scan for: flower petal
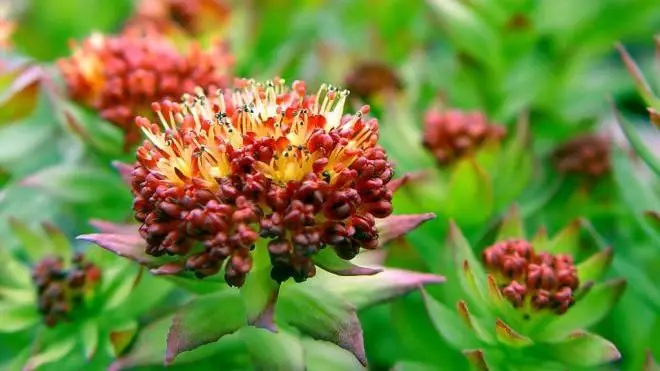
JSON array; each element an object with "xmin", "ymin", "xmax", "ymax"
[
  {"xmin": 376, "ymin": 213, "xmax": 436, "ymax": 246},
  {"xmin": 313, "ymin": 248, "xmax": 382, "ymax": 276},
  {"xmin": 166, "ymin": 290, "xmax": 246, "ymax": 364}
]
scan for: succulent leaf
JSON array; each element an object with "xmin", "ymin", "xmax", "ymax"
[
  {"xmin": 375, "ymin": 213, "xmax": 436, "ymax": 246},
  {"xmin": 494, "ymin": 319, "xmax": 533, "ymax": 347},
  {"xmin": 545, "ymin": 331, "xmax": 621, "ymax": 367},
  {"xmin": 445, "ymin": 159, "xmax": 494, "ymax": 225},
  {"xmin": 611, "ymin": 100, "xmax": 660, "ymax": 176},
  {"xmin": 496, "ymin": 206, "xmax": 525, "ymax": 241},
  {"xmin": 421, "ymin": 288, "xmax": 481, "ymax": 349},
  {"xmin": 576, "ymin": 247, "xmax": 613, "ymax": 283},
  {"xmin": 312, "ymin": 248, "xmax": 382, "ymax": 276},
  {"xmin": 241, "ymin": 326, "xmax": 305, "ymax": 371}
]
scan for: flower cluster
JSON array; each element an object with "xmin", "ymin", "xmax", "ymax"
[
  {"xmin": 0, "ymin": 20, "xmax": 13, "ymax": 49},
  {"xmin": 422, "ymin": 109, "xmax": 506, "ymax": 165},
  {"xmin": 482, "ymin": 239, "xmax": 578, "ymax": 314},
  {"xmin": 344, "ymin": 61, "xmax": 402, "ymax": 100},
  {"xmin": 129, "ymin": 0, "xmax": 230, "ymax": 37},
  {"xmin": 57, "ymin": 32, "xmax": 232, "ymax": 146},
  {"xmin": 553, "ymin": 134, "xmax": 610, "ymax": 177},
  {"xmin": 32, "ymin": 253, "xmax": 101, "ymax": 327},
  {"xmin": 131, "ymin": 79, "xmax": 394, "ymax": 286}
]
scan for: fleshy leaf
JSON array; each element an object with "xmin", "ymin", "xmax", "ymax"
[
  {"xmin": 421, "ymin": 289, "xmax": 481, "ymax": 349},
  {"xmin": 494, "ymin": 319, "xmax": 532, "ymax": 347},
  {"xmin": 241, "ymin": 327, "xmax": 304, "ymax": 371},
  {"xmin": 300, "ymin": 337, "xmax": 366, "ymax": 371},
  {"xmin": 387, "ymin": 171, "xmax": 427, "ymax": 192},
  {"xmin": 166, "ymin": 290, "xmax": 246, "ymax": 364},
  {"xmin": 241, "ymin": 244, "xmax": 280, "ymax": 331},
  {"xmin": 313, "ymin": 248, "xmax": 382, "ymax": 276},
  {"xmin": 376, "ymin": 213, "xmax": 436, "ymax": 246},
  {"xmin": 450, "ymin": 223, "xmax": 487, "ymax": 304},
  {"xmin": 42, "ymin": 223, "xmax": 72, "ymax": 263},
  {"xmin": 0, "ymin": 304, "xmax": 40, "ymax": 332},
  {"xmin": 611, "ymin": 99, "xmax": 660, "ymax": 176},
  {"xmin": 543, "ymin": 220, "xmax": 581, "ymax": 255},
  {"xmin": 110, "ymin": 321, "xmax": 138, "ymax": 356},
  {"xmin": 546, "ymin": 331, "xmax": 621, "ymax": 367},
  {"xmin": 278, "ymin": 284, "xmax": 366, "ymax": 366},
  {"xmin": 463, "ymin": 349, "xmax": 489, "ymax": 371},
  {"xmin": 81, "ymin": 320, "xmax": 99, "ymax": 360},
  {"xmin": 576, "ymin": 248, "xmax": 613, "ymax": 283},
  {"xmin": 324, "ymin": 267, "xmax": 444, "ymax": 309},
  {"xmin": 88, "ymin": 220, "xmax": 140, "ymax": 235},
  {"xmin": 537, "ymin": 279, "xmax": 626, "ymax": 341},
  {"xmin": 8, "ymin": 218, "xmax": 46, "ymax": 262},
  {"xmin": 77, "ymin": 233, "xmax": 167, "ymax": 267},
  {"xmin": 23, "ymin": 336, "xmax": 77, "ymax": 371},
  {"xmin": 616, "ymin": 43, "xmax": 660, "ymax": 109},
  {"xmin": 644, "ymin": 350, "xmax": 660, "ymax": 371},
  {"xmin": 496, "ymin": 206, "xmax": 525, "ymax": 241},
  {"xmin": 150, "ymin": 262, "xmax": 185, "ymax": 276},
  {"xmin": 445, "ymin": 159, "xmax": 494, "ymax": 226},
  {"xmin": 112, "ymin": 161, "xmax": 134, "ymax": 186}
]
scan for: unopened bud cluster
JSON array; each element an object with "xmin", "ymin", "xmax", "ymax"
[
  {"xmin": 58, "ymin": 32, "xmax": 232, "ymax": 146},
  {"xmin": 132, "ymin": 79, "xmax": 394, "ymax": 286},
  {"xmin": 422, "ymin": 109, "xmax": 506, "ymax": 165},
  {"xmin": 553, "ymin": 134, "xmax": 610, "ymax": 177},
  {"xmin": 344, "ymin": 61, "xmax": 402, "ymax": 100},
  {"xmin": 129, "ymin": 0, "xmax": 230, "ymax": 36},
  {"xmin": 482, "ymin": 239, "xmax": 578, "ymax": 315},
  {"xmin": 31, "ymin": 253, "xmax": 102, "ymax": 327}
]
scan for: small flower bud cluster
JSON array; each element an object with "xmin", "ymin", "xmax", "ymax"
[
  {"xmin": 553, "ymin": 134, "xmax": 610, "ymax": 177},
  {"xmin": 482, "ymin": 239, "xmax": 579, "ymax": 315},
  {"xmin": 132, "ymin": 79, "xmax": 394, "ymax": 286},
  {"xmin": 58, "ymin": 32, "xmax": 232, "ymax": 146},
  {"xmin": 31, "ymin": 253, "xmax": 102, "ymax": 327},
  {"xmin": 344, "ymin": 61, "xmax": 402, "ymax": 100},
  {"xmin": 422, "ymin": 109, "xmax": 506, "ymax": 166}
]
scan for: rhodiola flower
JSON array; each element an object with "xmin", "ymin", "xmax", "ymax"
[
  {"xmin": 57, "ymin": 32, "xmax": 232, "ymax": 147},
  {"xmin": 130, "ymin": 78, "xmax": 395, "ymax": 286},
  {"xmin": 0, "ymin": 220, "xmax": 171, "ymax": 370},
  {"xmin": 422, "ymin": 108, "xmax": 506, "ymax": 166},
  {"xmin": 421, "ymin": 208, "xmax": 624, "ymax": 370},
  {"xmin": 552, "ymin": 134, "xmax": 611, "ymax": 178},
  {"xmin": 79, "ymin": 79, "xmax": 441, "ymax": 367}
]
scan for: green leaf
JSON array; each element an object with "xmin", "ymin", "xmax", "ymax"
[
  {"xmin": 543, "ymin": 220, "xmax": 581, "ymax": 255},
  {"xmin": 494, "ymin": 319, "xmax": 532, "ymax": 348},
  {"xmin": 644, "ymin": 350, "xmax": 660, "ymax": 371},
  {"xmin": 496, "ymin": 206, "xmax": 525, "ymax": 240},
  {"xmin": 81, "ymin": 320, "xmax": 99, "ymax": 360},
  {"xmin": 611, "ymin": 100, "xmax": 660, "ymax": 176},
  {"xmin": 240, "ymin": 327, "xmax": 304, "ymax": 371},
  {"xmin": 241, "ymin": 242, "xmax": 279, "ymax": 331},
  {"xmin": 537, "ymin": 279, "xmax": 626, "ymax": 341},
  {"xmin": 24, "ymin": 336, "xmax": 77, "ymax": 371},
  {"xmin": 463, "ymin": 349, "xmax": 489, "ymax": 371},
  {"xmin": 8, "ymin": 218, "xmax": 47, "ymax": 262},
  {"xmin": 300, "ymin": 337, "xmax": 366, "ymax": 371},
  {"xmin": 278, "ymin": 284, "xmax": 366, "ymax": 366},
  {"xmin": 545, "ymin": 331, "xmax": 621, "ymax": 367},
  {"xmin": 166, "ymin": 290, "xmax": 246, "ymax": 364},
  {"xmin": 421, "ymin": 289, "xmax": 481, "ymax": 349},
  {"xmin": 0, "ymin": 304, "xmax": 39, "ymax": 332},
  {"xmin": 426, "ymin": 0, "xmax": 501, "ymax": 72},
  {"xmin": 42, "ymin": 223, "xmax": 72, "ymax": 263},
  {"xmin": 576, "ymin": 248, "xmax": 613, "ymax": 283},
  {"xmin": 445, "ymin": 159, "xmax": 494, "ymax": 226},
  {"xmin": 616, "ymin": 43, "xmax": 660, "ymax": 110},
  {"xmin": 450, "ymin": 222, "xmax": 487, "ymax": 305},
  {"xmin": 109, "ymin": 321, "xmax": 138, "ymax": 357},
  {"xmin": 313, "ymin": 248, "xmax": 382, "ymax": 276}
]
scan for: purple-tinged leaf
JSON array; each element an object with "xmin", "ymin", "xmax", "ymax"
[
  {"xmin": 546, "ymin": 331, "xmax": 621, "ymax": 367},
  {"xmin": 494, "ymin": 319, "xmax": 532, "ymax": 347},
  {"xmin": 538, "ymin": 279, "xmax": 626, "ymax": 341},
  {"xmin": 313, "ymin": 248, "xmax": 382, "ymax": 276},
  {"xmin": 89, "ymin": 220, "xmax": 139, "ymax": 235},
  {"xmin": 387, "ymin": 171, "xmax": 427, "ymax": 192},
  {"xmin": 278, "ymin": 285, "xmax": 366, "ymax": 366},
  {"xmin": 326, "ymin": 267, "xmax": 444, "ymax": 309},
  {"xmin": 77, "ymin": 233, "xmax": 163, "ymax": 267},
  {"xmin": 421, "ymin": 289, "xmax": 480, "ymax": 349},
  {"xmin": 166, "ymin": 290, "xmax": 246, "ymax": 364},
  {"xmin": 650, "ymin": 108, "xmax": 660, "ymax": 129},
  {"xmin": 463, "ymin": 349, "xmax": 489, "ymax": 371},
  {"xmin": 495, "ymin": 205, "xmax": 525, "ymax": 241},
  {"xmin": 376, "ymin": 213, "xmax": 436, "ymax": 246},
  {"xmin": 112, "ymin": 161, "xmax": 134, "ymax": 186},
  {"xmin": 150, "ymin": 262, "xmax": 185, "ymax": 276},
  {"xmin": 577, "ymin": 248, "xmax": 613, "ymax": 283}
]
